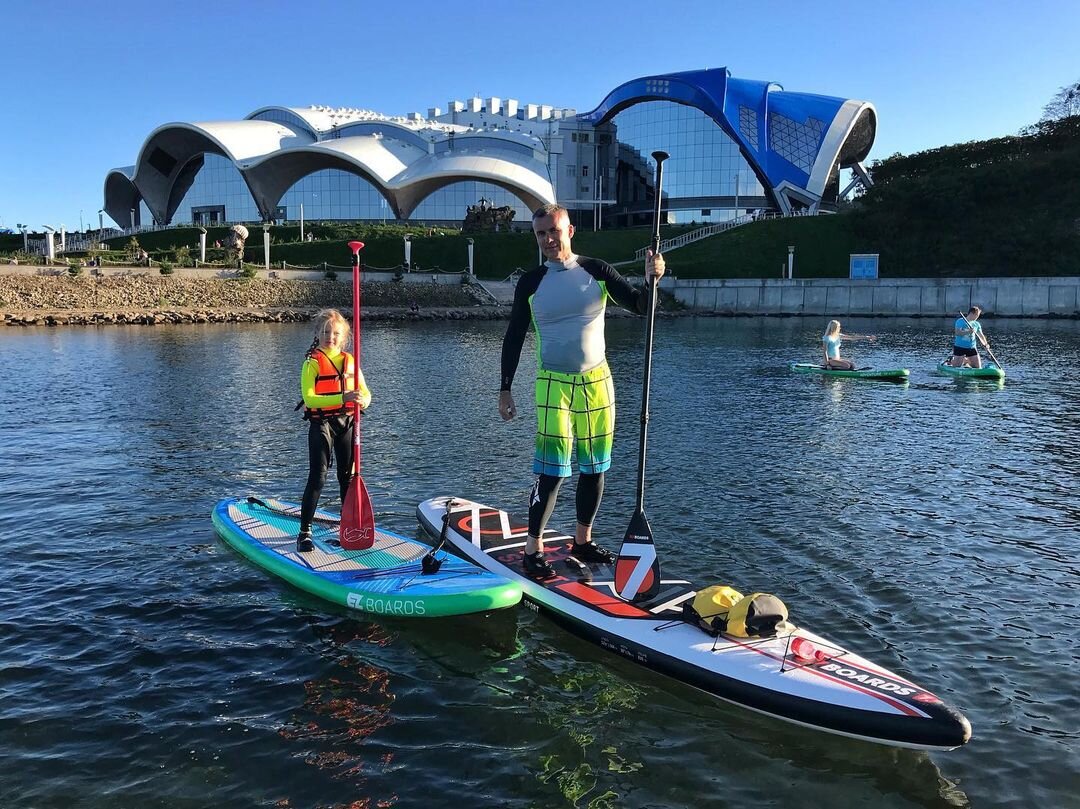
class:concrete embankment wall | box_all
[664,277,1080,317]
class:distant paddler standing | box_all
[950,306,992,368]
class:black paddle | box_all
[614,151,668,603]
[421,499,456,575]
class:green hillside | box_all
[846,115,1080,276]
[665,215,862,279]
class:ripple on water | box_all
[1,318,1078,808]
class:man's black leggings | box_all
[300,415,354,531]
[528,472,604,539]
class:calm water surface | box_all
[1,316,1077,808]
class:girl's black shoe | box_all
[296,530,314,553]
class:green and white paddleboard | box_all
[936,361,1005,380]
[791,363,909,382]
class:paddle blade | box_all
[615,509,661,602]
[340,474,375,549]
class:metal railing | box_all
[632,211,787,260]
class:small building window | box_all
[582,166,589,177]
[566,165,577,177]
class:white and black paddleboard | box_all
[417,496,971,750]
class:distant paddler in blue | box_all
[950,306,990,368]
[822,320,876,370]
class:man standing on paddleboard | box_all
[498,204,665,579]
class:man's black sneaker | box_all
[296,530,314,553]
[570,542,615,565]
[522,551,556,579]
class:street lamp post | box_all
[734,173,740,222]
[598,172,604,231]
[403,235,411,271]
[17,224,28,253]
[130,208,136,232]
[299,202,304,243]
[467,237,475,276]
[98,210,104,247]
[42,226,56,262]
[262,223,271,271]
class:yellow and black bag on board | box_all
[683,587,792,638]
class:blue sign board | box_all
[850,254,879,279]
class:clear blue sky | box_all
[2,0,1076,230]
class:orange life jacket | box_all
[305,349,356,420]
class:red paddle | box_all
[340,240,375,550]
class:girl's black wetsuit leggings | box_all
[300,415,354,532]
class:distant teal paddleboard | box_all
[791,363,909,382]
[936,361,1005,380]
[212,496,521,617]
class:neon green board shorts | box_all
[534,362,615,477]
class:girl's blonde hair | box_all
[314,308,350,349]
[824,320,841,338]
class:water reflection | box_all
[0,317,1077,808]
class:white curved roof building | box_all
[105,102,559,228]
[104,68,876,229]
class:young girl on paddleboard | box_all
[296,309,371,552]
[822,320,876,370]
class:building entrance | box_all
[192,205,225,225]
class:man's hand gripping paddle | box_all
[614,151,668,602]
[340,240,376,550]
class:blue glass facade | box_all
[166,154,531,226]
[611,101,764,223]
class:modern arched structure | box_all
[577,67,876,215]
[106,106,555,227]
[103,68,874,228]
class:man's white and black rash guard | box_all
[500,254,652,390]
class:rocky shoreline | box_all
[1,306,512,327]
[0,274,502,327]
[0,273,688,327]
